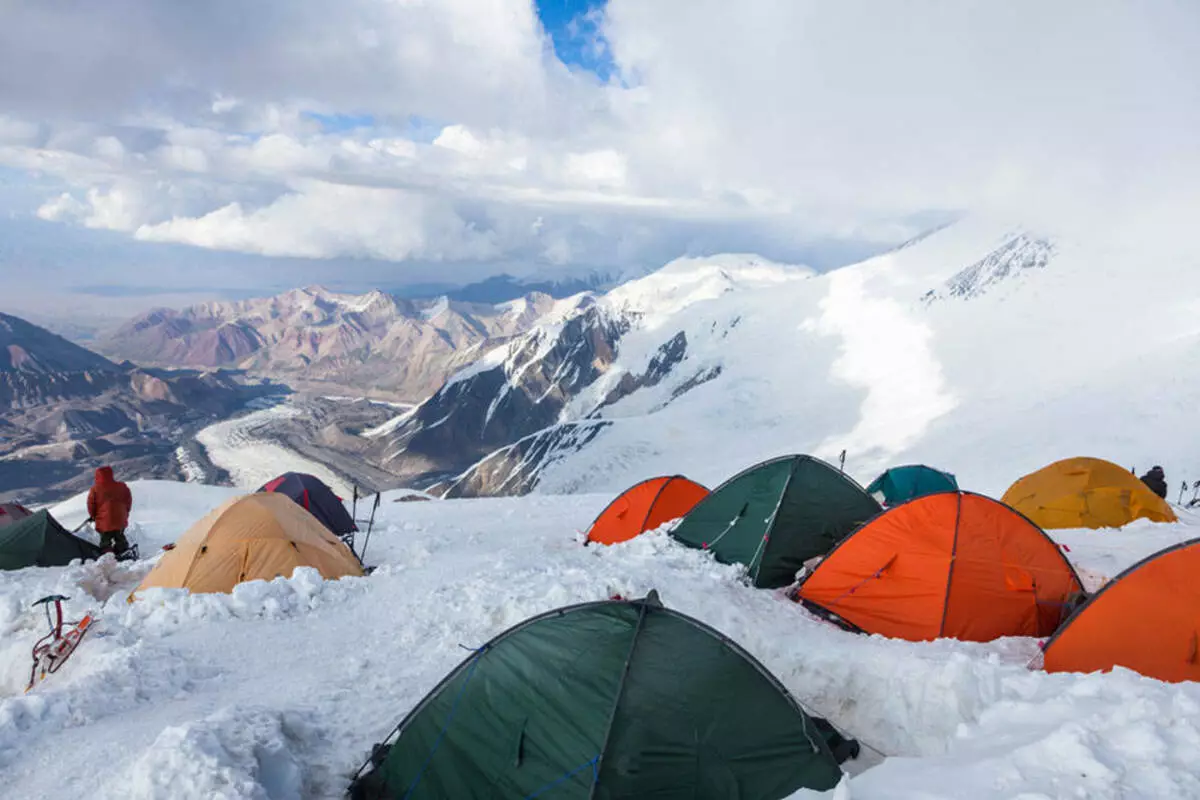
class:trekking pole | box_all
[839,450,846,473]
[72,518,93,534]
[358,493,383,565]
[352,484,359,523]
[1180,482,1188,505]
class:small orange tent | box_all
[133,493,364,597]
[1002,456,1177,529]
[795,492,1083,642]
[1041,539,1200,682]
[586,475,709,545]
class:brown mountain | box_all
[0,312,271,504]
[97,287,558,402]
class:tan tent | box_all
[133,493,364,597]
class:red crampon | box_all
[26,595,93,693]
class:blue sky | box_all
[536,0,614,80]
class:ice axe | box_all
[72,518,94,534]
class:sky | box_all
[0,0,1197,321]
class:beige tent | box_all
[132,493,364,597]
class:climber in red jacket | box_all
[87,466,133,555]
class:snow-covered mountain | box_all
[367,255,812,490]
[376,219,1200,500]
[98,287,558,402]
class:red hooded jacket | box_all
[87,467,132,533]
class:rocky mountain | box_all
[0,313,274,504]
[368,217,1200,502]
[97,287,558,401]
[365,255,801,491]
[1,313,116,375]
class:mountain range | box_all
[96,287,559,402]
[11,214,1197,506]
[0,312,273,503]
[359,219,1198,501]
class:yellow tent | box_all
[133,493,364,597]
[1002,457,1177,530]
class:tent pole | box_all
[359,493,382,565]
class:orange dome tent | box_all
[586,475,709,545]
[132,493,363,597]
[1002,456,1177,529]
[795,492,1083,642]
[1041,539,1200,682]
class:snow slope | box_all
[0,482,1196,798]
[442,216,1200,501]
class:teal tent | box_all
[0,510,102,570]
[865,464,958,506]
[671,455,881,588]
[350,592,857,799]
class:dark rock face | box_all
[0,312,274,504]
[0,313,117,375]
[440,420,612,498]
[595,330,690,413]
[374,306,631,485]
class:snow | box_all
[524,216,1200,501]
[418,295,449,321]
[0,480,1196,798]
[359,404,418,439]
[195,403,353,496]
[174,446,207,483]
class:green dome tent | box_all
[865,464,958,506]
[350,592,856,799]
[671,455,881,588]
[0,510,103,570]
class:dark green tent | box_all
[670,455,881,588]
[0,510,103,570]
[865,464,958,506]
[350,592,855,799]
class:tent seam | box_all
[938,492,963,637]
[641,477,677,532]
[587,599,653,799]
[752,458,800,586]
[174,505,236,592]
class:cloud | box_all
[0,0,1195,295]
[601,0,1200,226]
[132,181,503,262]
